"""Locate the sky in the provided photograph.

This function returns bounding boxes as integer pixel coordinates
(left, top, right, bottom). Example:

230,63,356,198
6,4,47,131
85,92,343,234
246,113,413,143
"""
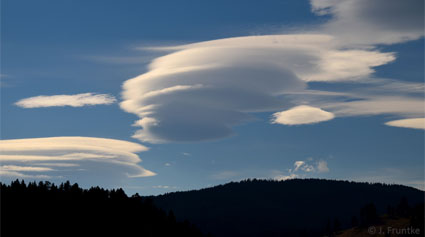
1,0,424,195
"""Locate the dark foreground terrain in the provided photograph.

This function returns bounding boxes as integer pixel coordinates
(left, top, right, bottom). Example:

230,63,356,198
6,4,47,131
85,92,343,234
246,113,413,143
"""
152,179,424,236
1,180,203,237
1,179,423,237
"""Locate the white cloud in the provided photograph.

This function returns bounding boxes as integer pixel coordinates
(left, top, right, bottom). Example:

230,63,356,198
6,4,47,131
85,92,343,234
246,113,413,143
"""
294,161,305,171
121,34,399,143
0,170,51,179
35,163,79,167
385,118,425,130
310,0,424,45
323,97,424,118
0,137,156,182
15,93,116,108
117,0,423,143
164,163,171,166
317,160,329,173
301,164,315,172
274,173,298,181
0,165,54,172
276,159,330,180
272,105,335,125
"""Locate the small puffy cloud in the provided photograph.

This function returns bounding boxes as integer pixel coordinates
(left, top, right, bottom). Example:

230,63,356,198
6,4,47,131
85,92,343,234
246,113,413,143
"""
301,164,315,172
385,118,425,130
272,105,335,125
0,137,156,184
316,160,329,173
294,161,305,171
15,93,116,108
277,159,330,180
293,160,317,173
164,163,171,166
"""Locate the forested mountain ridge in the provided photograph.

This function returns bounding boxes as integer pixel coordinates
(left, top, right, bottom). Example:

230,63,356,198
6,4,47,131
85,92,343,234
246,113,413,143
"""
1,180,203,237
152,179,424,237
1,179,423,237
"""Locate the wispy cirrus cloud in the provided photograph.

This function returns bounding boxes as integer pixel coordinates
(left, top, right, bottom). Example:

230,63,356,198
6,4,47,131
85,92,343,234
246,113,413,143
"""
15,93,116,108
0,137,156,184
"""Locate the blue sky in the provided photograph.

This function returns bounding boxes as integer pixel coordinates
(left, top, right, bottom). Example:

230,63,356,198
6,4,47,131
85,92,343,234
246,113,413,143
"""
1,0,424,195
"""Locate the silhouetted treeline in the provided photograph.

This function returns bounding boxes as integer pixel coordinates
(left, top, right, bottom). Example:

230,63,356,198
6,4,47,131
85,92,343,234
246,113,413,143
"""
385,197,424,232
1,180,203,237
329,197,424,236
152,178,424,237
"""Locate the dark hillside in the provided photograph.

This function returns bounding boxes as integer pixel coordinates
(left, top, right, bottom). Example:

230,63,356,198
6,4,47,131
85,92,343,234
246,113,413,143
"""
152,179,424,237
1,180,203,237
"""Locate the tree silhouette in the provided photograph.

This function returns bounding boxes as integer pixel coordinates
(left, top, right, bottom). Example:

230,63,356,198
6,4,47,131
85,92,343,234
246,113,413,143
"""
1,180,204,237
396,196,410,217
360,203,379,226
350,216,359,227
333,218,341,233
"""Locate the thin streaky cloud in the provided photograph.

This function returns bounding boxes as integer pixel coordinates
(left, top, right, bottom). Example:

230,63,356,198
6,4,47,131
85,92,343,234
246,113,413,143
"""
0,170,51,179
15,93,116,108
0,165,54,172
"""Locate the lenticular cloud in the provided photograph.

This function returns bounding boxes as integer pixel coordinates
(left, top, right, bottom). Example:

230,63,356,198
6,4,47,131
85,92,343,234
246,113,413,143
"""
120,0,424,143
0,137,156,182
120,34,395,143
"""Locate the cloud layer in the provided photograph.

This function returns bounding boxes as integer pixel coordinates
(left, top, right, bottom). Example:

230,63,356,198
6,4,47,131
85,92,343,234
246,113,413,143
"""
15,93,116,108
0,137,155,181
116,0,423,143
311,0,424,45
